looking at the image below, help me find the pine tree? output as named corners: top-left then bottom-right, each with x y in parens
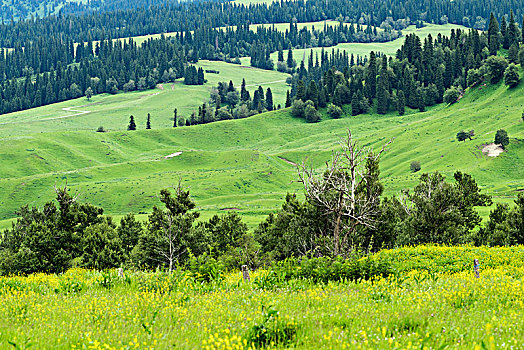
top-left (501, 15), bottom-right (509, 49)
top-left (306, 81), bottom-right (319, 107)
top-left (351, 92), bottom-right (360, 116)
top-left (240, 79), bottom-right (250, 102)
top-left (296, 80), bottom-right (306, 101)
top-left (128, 115), bottom-right (136, 131)
top-left (488, 13), bottom-right (500, 55)
top-left (287, 48), bottom-right (295, 69)
top-left (197, 67), bottom-right (205, 85)
top-left (365, 51), bottom-right (377, 99)
top-left (173, 109), bottom-right (178, 127)
top-left (507, 11), bottom-right (519, 47)
top-left (376, 72), bottom-right (389, 114)
top-left (146, 113), bottom-right (151, 129)
top-left (266, 88), bottom-right (273, 111)
top-left (397, 90), bottom-right (405, 116)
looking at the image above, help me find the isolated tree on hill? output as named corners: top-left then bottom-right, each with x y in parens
top-left (85, 87), bottom-right (93, 101)
top-left (456, 130), bottom-right (469, 142)
top-left (266, 88), bottom-right (274, 111)
top-left (297, 130), bottom-right (391, 256)
top-left (504, 64), bottom-right (520, 87)
top-left (173, 109), bottom-right (178, 128)
top-left (495, 129), bottom-right (509, 149)
top-left (146, 113), bottom-right (151, 129)
top-left (128, 115), bottom-right (136, 131)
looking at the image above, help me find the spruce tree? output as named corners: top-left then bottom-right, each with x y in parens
top-left (365, 51), bottom-right (377, 99)
top-left (376, 72), bottom-right (388, 114)
top-left (501, 15), bottom-right (509, 49)
top-left (397, 90), bottom-right (405, 116)
top-left (240, 79), bottom-right (250, 102)
top-left (296, 80), bottom-right (306, 101)
top-left (351, 92), bottom-right (360, 116)
top-left (146, 113), bottom-right (151, 129)
top-left (306, 81), bottom-right (319, 107)
top-left (265, 88), bottom-right (273, 111)
top-left (287, 48), bottom-right (295, 69)
top-left (488, 13), bottom-right (500, 55)
top-left (128, 115), bottom-right (136, 131)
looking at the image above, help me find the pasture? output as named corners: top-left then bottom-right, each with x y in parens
top-left (0, 73), bottom-right (522, 227)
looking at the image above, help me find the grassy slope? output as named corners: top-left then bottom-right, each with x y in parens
top-left (0, 72), bottom-right (522, 229)
top-left (240, 23), bottom-right (468, 66)
top-left (0, 60), bottom-right (290, 137)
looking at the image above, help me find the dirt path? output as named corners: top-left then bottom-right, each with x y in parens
top-left (278, 156), bottom-right (297, 166)
top-left (245, 80), bottom-right (287, 88)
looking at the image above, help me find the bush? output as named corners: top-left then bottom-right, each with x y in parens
top-left (290, 99), bottom-right (305, 118)
top-left (96, 126), bottom-right (105, 132)
top-left (443, 87), bottom-right (460, 104)
top-left (485, 56), bottom-right (508, 84)
top-left (327, 103), bottom-right (343, 118)
top-left (410, 161), bottom-right (421, 172)
top-left (304, 104), bottom-right (321, 123)
top-left (504, 64), bottom-right (520, 88)
top-left (269, 256), bottom-right (393, 284)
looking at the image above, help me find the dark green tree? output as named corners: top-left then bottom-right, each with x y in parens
top-left (128, 115), bottom-right (136, 130)
top-left (488, 13), bottom-right (500, 55)
top-left (494, 129), bottom-right (509, 149)
top-left (265, 87), bottom-right (273, 111)
top-left (146, 113), bottom-right (151, 129)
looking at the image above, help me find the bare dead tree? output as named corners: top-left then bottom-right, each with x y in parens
top-left (297, 129), bottom-right (392, 256)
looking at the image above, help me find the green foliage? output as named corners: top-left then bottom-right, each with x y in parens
top-left (443, 87), bottom-right (460, 104)
top-left (494, 129), bottom-right (509, 148)
top-left (326, 103), bottom-right (343, 118)
top-left (410, 161), bottom-right (421, 172)
top-left (485, 55), bottom-right (509, 84)
top-left (246, 305), bottom-right (298, 348)
top-left (504, 64), bottom-right (520, 88)
top-left (395, 172), bottom-right (492, 246)
top-left (81, 221), bottom-right (124, 270)
top-left (0, 186), bottom-right (105, 275)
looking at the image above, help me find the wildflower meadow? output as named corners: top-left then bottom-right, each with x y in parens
top-left (1, 245), bottom-right (524, 349)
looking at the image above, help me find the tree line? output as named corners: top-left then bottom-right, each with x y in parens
top-left (0, 36), bottom-right (203, 115)
top-left (286, 15), bottom-right (523, 122)
top-left (1, 0), bottom-right (523, 47)
top-left (1, 133), bottom-right (522, 275)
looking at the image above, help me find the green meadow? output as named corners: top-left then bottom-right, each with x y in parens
top-left (0, 68), bottom-right (522, 228)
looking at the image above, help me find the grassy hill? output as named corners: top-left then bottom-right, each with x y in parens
top-left (0, 71), bottom-right (522, 229)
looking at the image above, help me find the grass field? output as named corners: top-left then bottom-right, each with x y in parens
top-left (0, 60), bottom-right (290, 137)
top-left (238, 23), bottom-right (469, 66)
top-left (1, 245), bottom-right (524, 348)
top-left (0, 66), bottom-right (522, 228)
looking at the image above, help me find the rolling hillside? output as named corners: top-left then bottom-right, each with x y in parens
top-left (0, 74), bottom-right (522, 228)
